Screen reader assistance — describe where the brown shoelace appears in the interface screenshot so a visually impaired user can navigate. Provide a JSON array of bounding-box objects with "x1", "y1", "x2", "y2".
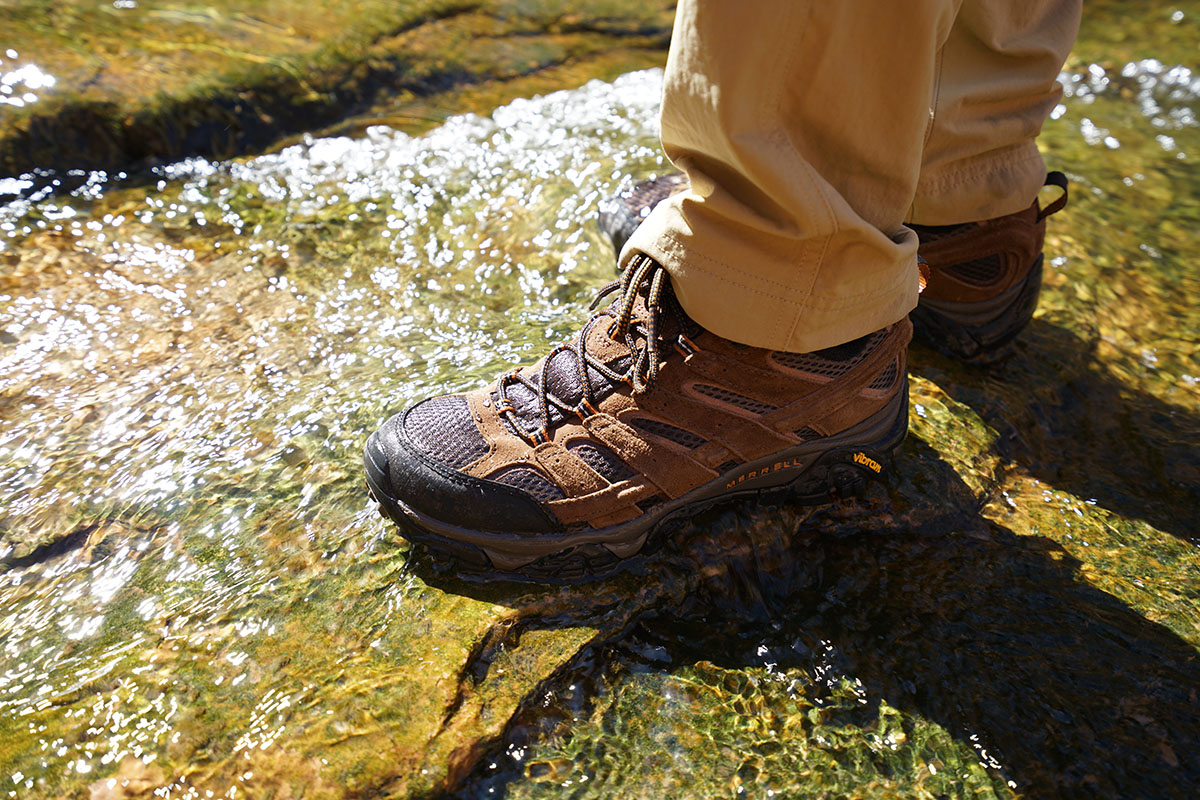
[{"x1": 495, "y1": 255, "x2": 678, "y2": 446}]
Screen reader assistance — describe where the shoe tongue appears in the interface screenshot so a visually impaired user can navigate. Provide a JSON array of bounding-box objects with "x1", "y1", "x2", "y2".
[{"x1": 543, "y1": 347, "x2": 596, "y2": 407}]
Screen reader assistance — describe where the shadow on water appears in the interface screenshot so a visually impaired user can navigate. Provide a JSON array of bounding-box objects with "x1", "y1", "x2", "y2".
[
  {"x1": 415, "y1": 321, "x2": 1200, "y2": 799},
  {"x1": 633, "y1": 468, "x2": 1200, "y2": 798},
  {"x1": 434, "y1": 444, "x2": 1199, "y2": 798},
  {"x1": 914, "y1": 319, "x2": 1200, "y2": 547}
]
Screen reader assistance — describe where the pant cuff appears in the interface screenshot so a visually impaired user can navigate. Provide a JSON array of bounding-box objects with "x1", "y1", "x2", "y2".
[
  {"x1": 908, "y1": 141, "x2": 1048, "y2": 225},
  {"x1": 622, "y1": 200, "x2": 920, "y2": 353}
]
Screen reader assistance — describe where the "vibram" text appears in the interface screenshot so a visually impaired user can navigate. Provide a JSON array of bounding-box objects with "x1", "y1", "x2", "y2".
[{"x1": 852, "y1": 451, "x2": 882, "y2": 473}]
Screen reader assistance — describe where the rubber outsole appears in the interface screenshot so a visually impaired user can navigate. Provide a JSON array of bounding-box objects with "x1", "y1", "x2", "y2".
[{"x1": 365, "y1": 386, "x2": 908, "y2": 583}]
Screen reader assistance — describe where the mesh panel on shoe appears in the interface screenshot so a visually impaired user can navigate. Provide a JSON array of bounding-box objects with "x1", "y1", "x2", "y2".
[
  {"x1": 623, "y1": 173, "x2": 687, "y2": 217},
  {"x1": 403, "y1": 395, "x2": 489, "y2": 469},
  {"x1": 770, "y1": 330, "x2": 886, "y2": 380},
  {"x1": 911, "y1": 220, "x2": 981, "y2": 244},
  {"x1": 487, "y1": 466, "x2": 566, "y2": 503},
  {"x1": 943, "y1": 254, "x2": 1005, "y2": 287},
  {"x1": 692, "y1": 384, "x2": 779, "y2": 414},
  {"x1": 629, "y1": 417, "x2": 707, "y2": 449},
  {"x1": 794, "y1": 426, "x2": 824, "y2": 440},
  {"x1": 567, "y1": 441, "x2": 635, "y2": 482},
  {"x1": 867, "y1": 360, "x2": 900, "y2": 391}
]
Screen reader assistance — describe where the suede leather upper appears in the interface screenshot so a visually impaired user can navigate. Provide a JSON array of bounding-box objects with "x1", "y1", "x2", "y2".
[{"x1": 367, "y1": 265, "x2": 911, "y2": 535}]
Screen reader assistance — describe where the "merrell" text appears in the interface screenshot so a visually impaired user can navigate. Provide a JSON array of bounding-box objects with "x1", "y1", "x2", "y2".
[{"x1": 725, "y1": 456, "x2": 806, "y2": 488}]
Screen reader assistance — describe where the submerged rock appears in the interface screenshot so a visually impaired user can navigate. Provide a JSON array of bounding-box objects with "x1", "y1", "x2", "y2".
[{"x1": 0, "y1": 3, "x2": 1198, "y2": 797}]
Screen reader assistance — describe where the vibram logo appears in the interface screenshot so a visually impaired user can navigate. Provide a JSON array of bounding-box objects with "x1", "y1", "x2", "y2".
[{"x1": 852, "y1": 452, "x2": 882, "y2": 473}]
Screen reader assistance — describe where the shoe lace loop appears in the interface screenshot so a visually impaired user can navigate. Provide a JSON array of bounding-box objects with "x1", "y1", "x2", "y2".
[{"x1": 496, "y1": 255, "x2": 671, "y2": 445}]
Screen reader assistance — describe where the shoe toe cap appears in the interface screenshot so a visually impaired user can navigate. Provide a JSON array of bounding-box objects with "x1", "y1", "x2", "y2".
[{"x1": 364, "y1": 408, "x2": 564, "y2": 536}]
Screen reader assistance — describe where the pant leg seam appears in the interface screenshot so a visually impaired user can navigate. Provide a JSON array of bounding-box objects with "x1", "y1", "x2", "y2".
[
  {"x1": 659, "y1": 229, "x2": 911, "y2": 312},
  {"x1": 924, "y1": 43, "x2": 946, "y2": 152},
  {"x1": 801, "y1": 265, "x2": 915, "y2": 310},
  {"x1": 917, "y1": 141, "x2": 1044, "y2": 194},
  {"x1": 781, "y1": 230, "x2": 830, "y2": 349}
]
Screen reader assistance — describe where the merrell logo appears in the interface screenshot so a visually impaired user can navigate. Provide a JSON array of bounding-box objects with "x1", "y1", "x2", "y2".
[
  {"x1": 726, "y1": 457, "x2": 805, "y2": 489},
  {"x1": 853, "y1": 452, "x2": 882, "y2": 473}
]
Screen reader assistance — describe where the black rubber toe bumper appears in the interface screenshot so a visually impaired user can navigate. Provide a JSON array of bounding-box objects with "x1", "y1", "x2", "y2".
[{"x1": 364, "y1": 413, "x2": 565, "y2": 536}]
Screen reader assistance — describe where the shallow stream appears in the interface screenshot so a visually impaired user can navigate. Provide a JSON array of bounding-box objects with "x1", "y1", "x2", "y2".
[{"x1": 1, "y1": 5, "x2": 1199, "y2": 798}]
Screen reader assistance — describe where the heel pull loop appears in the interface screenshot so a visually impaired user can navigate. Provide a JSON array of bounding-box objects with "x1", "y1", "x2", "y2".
[{"x1": 1038, "y1": 171, "x2": 1069, "y2": 221}]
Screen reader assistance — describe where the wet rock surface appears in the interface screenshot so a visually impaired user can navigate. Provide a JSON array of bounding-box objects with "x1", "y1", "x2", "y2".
[
  {"x1": 0, "y1": 0, "x2": 672, "y2": 176},
  {"x1": 0, "y1": 1, "x2": 1198, "y2": 798}
]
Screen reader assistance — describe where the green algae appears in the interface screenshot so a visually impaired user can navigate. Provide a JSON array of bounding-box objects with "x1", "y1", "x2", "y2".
[
  {"x1": 0, "y1": 1, "x2": 1199, "y2": 797},
  {"x1": 0, "y1": 0, "x2": 673, "y2": 176},
  {"x1": 0, "y1": 70, "x2": 676, "y2": 797}
]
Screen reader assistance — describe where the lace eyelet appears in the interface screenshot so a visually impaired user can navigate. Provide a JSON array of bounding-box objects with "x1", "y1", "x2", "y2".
[
  {"x1": 675, "y1": 333, "x2": 698, "y2": 357},
  {"x1": 575, "y1": 399, "x2": 599, "y2": 418}
]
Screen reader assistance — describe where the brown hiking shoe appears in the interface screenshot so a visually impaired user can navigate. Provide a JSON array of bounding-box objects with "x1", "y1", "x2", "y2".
[
  {"x1": 364, "y1": 256, "x2": 911, "y2": 582},
  {"x1": 599, "y1": 171, "x2": 1068, "y2": 359},
  {"x1": 597, "y1": 171, "x2": 688, "y2": 255},
  {"x1": 908, "y1": 172, "x2": 1068, "y2": 358}
]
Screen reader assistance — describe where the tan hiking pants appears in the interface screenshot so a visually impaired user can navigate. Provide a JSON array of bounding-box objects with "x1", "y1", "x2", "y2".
[{"x1": 621, "y1": 0, "x2": 1082, "y2": 352}]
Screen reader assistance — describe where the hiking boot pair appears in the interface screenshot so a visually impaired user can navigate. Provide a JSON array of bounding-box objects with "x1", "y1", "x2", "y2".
[
  {"x1": 598, "y1": 171, "x2": 1068, "y2": 359},
  {"x1": 364, "y1": 175, "x2": 1066, "y2": 581},
  {"x1": 365, "y1": 256, "x2": 910, "y2": 581}
]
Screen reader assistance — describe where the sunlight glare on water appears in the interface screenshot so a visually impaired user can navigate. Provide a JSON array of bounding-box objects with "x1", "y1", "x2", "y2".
[
  {"x1": 0, "y1": 50, "x2": 56, "y2": 109},
  {"x1": 0, "y1": 70, "x2": 667, "y2": 797},
  {"x1": 0, "y1": 40, "x2": 1197, "y2": 798}
]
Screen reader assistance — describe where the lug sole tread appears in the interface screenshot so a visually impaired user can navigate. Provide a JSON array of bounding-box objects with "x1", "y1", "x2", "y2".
[{"x1": 366, "y1": 438, "x2": 903, "y2": 585}]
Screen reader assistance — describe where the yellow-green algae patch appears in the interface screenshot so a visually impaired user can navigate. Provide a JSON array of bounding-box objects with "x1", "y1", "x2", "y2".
[
  {"x1": 0, "y1": 0, "x2": 672, "y2": 175},
  {"x1": 0, "y1": 71, "x2": 676, "y2": 797}
]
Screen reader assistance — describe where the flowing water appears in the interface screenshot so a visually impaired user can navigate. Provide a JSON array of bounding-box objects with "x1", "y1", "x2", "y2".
[{"x1": 1, "y1": 6, "x2": 1199, "y2": 799}]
